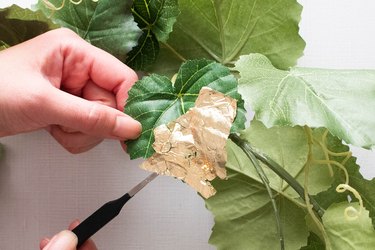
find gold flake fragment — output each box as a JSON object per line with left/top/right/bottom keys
{"left": 141, "top": 87, "right": 237, "bottom": 198}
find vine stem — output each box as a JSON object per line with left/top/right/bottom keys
{"left": 229, "top": 133, "right": 325, "bottom": 218}
{"left": 232, "top": 136, "right": 285, "bottom": 250}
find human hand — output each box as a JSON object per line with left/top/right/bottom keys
{"left": 0, "top": 28, "right": 141, "bottom": 153}
{"left": 40, "top": 220, "right": 97, "bottom": 250}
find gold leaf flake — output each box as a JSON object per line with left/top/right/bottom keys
{"left": 141, "top": 87, "right": 237, "bottom": 198}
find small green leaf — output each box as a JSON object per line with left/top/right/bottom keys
{"left": 151, "top": 0, "right": 305, "bottom": 75}
{"left": 323, "top": 202, "right": 375, "bottom": 249}
{"left": 37, "top": 0, "right": 141, "bottom": 61}
{"left": 0, "top": 4, "right": 58, "bottom": 48}
{"left": 235, "top": 53, "right": 375, "bottom": 150}
{"left": 126, "top": 0, "right": 179, "bottom": 70}
{"left": 124, "top": 59, "right": 246, "bottom": 159}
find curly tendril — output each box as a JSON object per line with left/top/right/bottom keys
{"left": 313, "top": 129, "right": 352, "bottom": 177}
{"left": 303, "top": 127, "right": 366, "bottom": 248}
{"left": 303, "top": 127, "right": 332, "bottom": 249}
{"left": 312, "top": 129, "right": 364, "bottom": 221}
{"left": 336, "top": 184, "right": 364, "bottom": 221}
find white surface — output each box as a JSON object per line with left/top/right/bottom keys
{"left": 0, "top": 0, "right": 375, "bottom": 249}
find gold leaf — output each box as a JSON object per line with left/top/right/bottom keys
{"left": 141, "top": 87, "right": 237, "bottom": 198}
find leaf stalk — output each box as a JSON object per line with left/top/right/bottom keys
{"left": 236, "top": 138, "right": 285, "bottom": 250}
{"left": 229, "top": 133, "right": 325, "bottom": 218}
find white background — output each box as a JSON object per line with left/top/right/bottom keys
{"left": 0, "top": 0, "right": 375, "bottom": 249}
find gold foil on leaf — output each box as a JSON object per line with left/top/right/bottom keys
{"left": 141, "top": 87, "right": 237, "bottom": 198}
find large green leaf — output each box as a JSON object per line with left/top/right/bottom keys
{"left": 207, "top": 122, "right": 374, "bottom": 249}
{"left": 150, "top": 0, "right": 305, "bottom": 76}
{"left": 37, "top": 0, "right": 141, "bottom": 61}
{"left": 238, "top": 121, "right": 333, "bottom": 197}
{"left": 235, "top": 53, "right": 375, "bottom": 150}
{"left": 323, "top": 202, "right": 375, "bottom": 249}
{"left": 206, "top": 149, "right": 309, "bottom": 249}
{"left": 0, "top": 4, "right": 58, "bottom": 49}
{"left": 124, "top": 59, "right": 246, "bottom": 159}
{"left": 126, "top": 0, "right": 179, "bottom": 70}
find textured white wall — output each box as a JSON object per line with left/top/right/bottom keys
{"left": 0, "top": 0, "right": 374, "bottom": 249}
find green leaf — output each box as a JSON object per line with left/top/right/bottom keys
{"left": 207, "top": 123, "right": 374, "bottom": 249}
{"left": 347, "top": 166, "right": 375, "bottom": 228}
{"left": 124, "top": 59, "right": 246, "bottom": 159}
{"left": 132, "top": 0, "right": 179, "bottom": 42}
{"left": 235, "top": 53, "right": 375, "bottom": 150}
{"left": 0, "top": 4, "right": 58, "bottom": 48}
{"left": 126, "top": 0, "right": 179, "bottom": 70}
{"left": 300, "top": 233, "right": 325, "bottom": 250}
{"left": 205, "top": 122, "right": 338, "bottom": 250}
{"left": 312, "top": 132, "right": 375, "bottom": 228}
{"left": 150, "top": 0, "right": 305, "bottom": 75}
{"left": 37, "top": 0, "right": 141, "bottom": 61}
{"left": 126, "top": 30, "right": 160, "bottom": 70}
{"left": 206, "top": 152, "right": 309, "bottom": 249}
{"left": 238, "top": 121, "right": 333, "bottom": 197}
{"left": 323, "top": 202, "right": 375, "bottom": 249}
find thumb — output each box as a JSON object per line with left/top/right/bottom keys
{"left": 42, "top": 230, "right": 77, "bottom": 250}
{"left": 44, "top": 88, "right": 141, "bottom": 140}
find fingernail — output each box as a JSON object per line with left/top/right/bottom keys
{"left": 113, "top": 116, "right": 142, "bottom": 140}
{"left": 40, "top": 238, "right": 50, "bottom": 249}
{"left": 43, "top": 230, "right": 77, "bottom": 250}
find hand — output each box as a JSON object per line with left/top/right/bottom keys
{"left": 0, "top": 28, "right": 141, "bottom": 153}
{"left": 40, "top": 220, "right": 97, "bottom": 250}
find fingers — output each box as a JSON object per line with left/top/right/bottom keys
{"left": 40, "top": 220, "right": 98, "bottom": 250}
{"left": 40, "top": 238, "right": 50, "bottom": 249}
{"left": 48, "top": 126, "right": 103, "bottom": 154}
{"left": 40, "top": 230, "right": 78, "bottom": 250}
{"left": 68, "top": 220, "right": 98, "bottom": 250}
{"left": 46, "top": 82, "right": 136, "bottom": 153}
{"left": 82, "top": 81, "right": 117, "bottom": 108}
{"left": 44, "top": 87, "right": 141, "bottom": 141}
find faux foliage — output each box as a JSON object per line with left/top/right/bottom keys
{"left": 2, "top": 1, "right": 375, "bottom": 249}
{"left": 37, "top": 0, "right": 142, "bottom": 61}
{"left": 235, "top": 53, "right": 375, "bottom": 150}
{"left": 150, "top": 0, "right": 305, "bottom": 76}
{"left": 125, "top": 59, "right": 246, "bottom": 159}
{"left": 126, "top": 0, "right": 180, "bottom": 70}
{"left": 0, "top": 4, "right": 58, "bottom": 50}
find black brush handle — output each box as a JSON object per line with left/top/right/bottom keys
{"left": 72, "top": 193, "right": 131, "bottom": 248}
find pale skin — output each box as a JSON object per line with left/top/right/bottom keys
{"left": 40, "top": 220, "right": 97, "bottom": 250}
{"left": 0, "top": 28, "right": 141, "bottom": 153}
{"left": 0, "top": 28, "right": 142, "bottom": 249}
